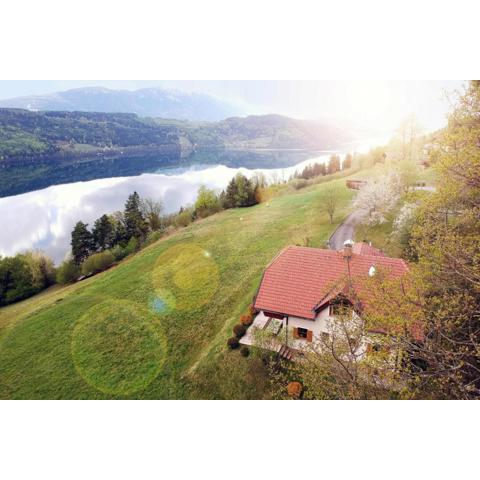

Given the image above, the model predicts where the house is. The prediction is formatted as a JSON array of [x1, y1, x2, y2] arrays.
[[241, 240, 413, 356]]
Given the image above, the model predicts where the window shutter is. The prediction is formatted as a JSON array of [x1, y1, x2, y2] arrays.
[[293, 327, 298, 338], [307, 330, 313, 342]]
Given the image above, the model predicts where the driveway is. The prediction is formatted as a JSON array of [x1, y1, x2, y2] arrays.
[[328, 209, 368, 250]]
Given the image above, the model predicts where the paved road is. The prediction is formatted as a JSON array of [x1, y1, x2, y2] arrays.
[[328, 209, 368, 250]]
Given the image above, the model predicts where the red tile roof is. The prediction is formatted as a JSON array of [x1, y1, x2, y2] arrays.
[[352, 242, 385, 257], [254, 245, 408, 320]]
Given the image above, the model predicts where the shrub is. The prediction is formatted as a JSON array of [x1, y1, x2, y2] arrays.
[[287, 381, 303, 399], [227, 337, 240, 349], [124, 236, 138, 256], [292, 179, 309, 190], [233, 323, 247, 338], [240, 313, 253, 326], [195, 186, 221, 218], [145, 230, 163, 246], [56, 259, 80, 284], [111, 244, 127, 261], [81, 250, 115, 276], [240, 346, 250, 357], [248, 304, 256, 316], [175, 210, 193, 228]]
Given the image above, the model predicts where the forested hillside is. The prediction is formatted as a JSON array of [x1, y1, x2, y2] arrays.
[[0, 109, 181, 164], [160, 114, 353, 150], [0, 109, 353, 166]]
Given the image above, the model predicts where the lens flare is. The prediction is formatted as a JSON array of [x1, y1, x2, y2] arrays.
[[71, 300, 166, 395], [151, 243, 219, 313]]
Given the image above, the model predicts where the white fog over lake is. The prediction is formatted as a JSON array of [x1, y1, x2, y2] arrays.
[[0, 138, 386, 264]]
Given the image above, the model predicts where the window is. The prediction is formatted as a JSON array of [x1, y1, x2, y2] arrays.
[[321, 332, 330, 343], [329, 304, 340, 316], [297, 327, 308, 339]]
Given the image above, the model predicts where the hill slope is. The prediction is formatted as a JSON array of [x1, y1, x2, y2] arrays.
[[0, 177, 354, 399], [0, 86, 242, 122], [168, 114, 352, 150]]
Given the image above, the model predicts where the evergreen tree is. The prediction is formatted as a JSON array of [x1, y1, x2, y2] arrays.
[[124, 191, 148, 241], [71, 221, 94, 265], [92, 214, 115, 251], [224, 177, 238, 209]]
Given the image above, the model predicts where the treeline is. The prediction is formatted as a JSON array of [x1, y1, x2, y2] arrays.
[[292, 153, 352, 181]]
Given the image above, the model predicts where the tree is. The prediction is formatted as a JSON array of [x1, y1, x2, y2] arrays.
[[367, 81, 480, 399], [56, 258, 80, 284], [71, 221, 94, 265], [327, 154, 341, 174], [319, 184, 341, 224], [343, 153, 353, 169], [353, 172, 402, 225], [92, 214, 115, 251], [222, 173, 257, 208], [195, 186, 221, 217], [110, 212, 129, 246], [124, 191, 148, 241], [140, 197, 163, 231], [0, 254, 36, 305], [393, 114, 423, 162], [24, 251, 55, 290], [223, 177, 238, 208], [397, 158, 419, 192], [254, 303, 392, 400]]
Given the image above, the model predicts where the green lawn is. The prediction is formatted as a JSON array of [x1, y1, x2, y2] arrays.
[[0, 178, 354, 399]]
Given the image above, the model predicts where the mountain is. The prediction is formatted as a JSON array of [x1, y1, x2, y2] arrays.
[[0, 87, 243, 122]]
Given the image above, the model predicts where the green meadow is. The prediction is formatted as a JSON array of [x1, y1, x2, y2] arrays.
[[0, 178, 354, 399]]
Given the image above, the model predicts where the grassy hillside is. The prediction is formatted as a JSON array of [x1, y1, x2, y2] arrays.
[[0, 178, 354, 399]]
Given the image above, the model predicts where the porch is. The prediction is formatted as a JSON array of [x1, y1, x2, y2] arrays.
[[240, 311, 299, 360]]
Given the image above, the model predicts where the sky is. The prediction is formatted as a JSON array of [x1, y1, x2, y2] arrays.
[[0, 80, 464, 133]]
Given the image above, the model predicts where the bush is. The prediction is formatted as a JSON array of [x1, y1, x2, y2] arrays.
[[287, 382, 303, 399], [227, 337, 240, 349], [124, 237, 138, 256], [111, 244, 128, 261], [240, 313, 253, 326], [248, 304, 256, 316], [292, 179, 309, 190], [145, 230, 162, 246], [233, 323, 247, 338], [81, 250, 115, 276], [240, 346, 250, 357], [56, 259, 80, 284], [175, 210, 193, 228]]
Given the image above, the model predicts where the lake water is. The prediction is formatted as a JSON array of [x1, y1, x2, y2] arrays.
[[0, 138, 385, 264]]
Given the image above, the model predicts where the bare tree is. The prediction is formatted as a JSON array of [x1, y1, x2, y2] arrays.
[[319, 184, 341, 224], [140, 197, 163, 231]]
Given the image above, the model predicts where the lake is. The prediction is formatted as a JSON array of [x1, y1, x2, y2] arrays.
[[0, 139, 384, 264]]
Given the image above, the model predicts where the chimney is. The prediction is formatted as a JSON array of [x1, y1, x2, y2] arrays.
[[343, 239, 354, 259]]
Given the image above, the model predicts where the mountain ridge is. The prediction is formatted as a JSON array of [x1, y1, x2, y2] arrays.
[[0, 86, 243, 122]]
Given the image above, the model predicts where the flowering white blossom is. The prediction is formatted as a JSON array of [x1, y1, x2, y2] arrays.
[[353, 172, 402, 225], [393, 202, 417, 242]]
